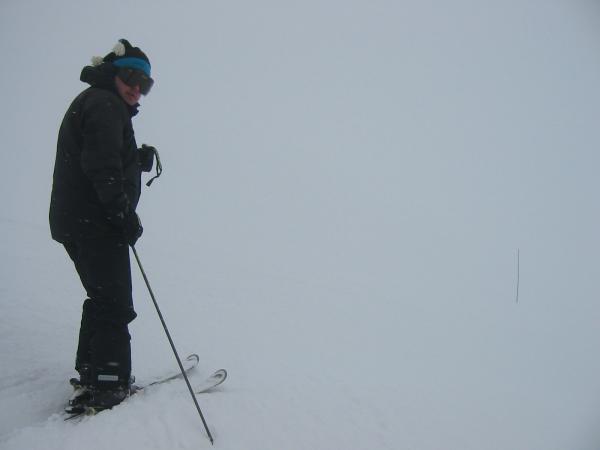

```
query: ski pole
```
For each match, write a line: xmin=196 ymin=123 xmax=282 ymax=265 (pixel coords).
xmin=131 ymin=246 xmax=214 ymax=445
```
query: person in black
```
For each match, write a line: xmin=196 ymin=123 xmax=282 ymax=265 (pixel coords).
xmin=50 ymin=39 xmax=159 ymax=411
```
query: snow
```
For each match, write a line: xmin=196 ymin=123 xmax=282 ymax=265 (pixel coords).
xmin=2 ymin=1 xmax=600 ymax=449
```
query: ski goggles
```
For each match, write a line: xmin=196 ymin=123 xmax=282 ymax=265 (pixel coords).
xmin=117 ymin=67 xmax=154 ymax=96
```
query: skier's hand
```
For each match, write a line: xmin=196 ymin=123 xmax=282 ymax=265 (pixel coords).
xmin=123 ymin=212 xmax=143 ymax=247
xmin=140 ymin=144 xmax=162 ymax=187
xmin=138 ymin=144 xmax=156 ymax=172
xmin=104 ymin=193 xmax=143 ymax=245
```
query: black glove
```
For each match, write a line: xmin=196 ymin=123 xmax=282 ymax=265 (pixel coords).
xmin=138 ymin=144 xmax=156 ymax=172
xmin=123 ymin=211 xmax=143 ymax=246
xmin=139 ymin=144 xmax=162 ymax=186
xmin=105 ymin=193 xmax=143 ymax=246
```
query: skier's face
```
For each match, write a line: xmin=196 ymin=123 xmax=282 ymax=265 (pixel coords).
xmin=115 ymin=75 xmax=142 ymax=106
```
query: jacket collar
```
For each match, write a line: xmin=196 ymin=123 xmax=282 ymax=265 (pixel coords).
xmin=80 ymin=64 xmax=139 ymax=116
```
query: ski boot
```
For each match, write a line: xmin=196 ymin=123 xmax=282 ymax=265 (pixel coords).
xmin=83 ymin=384 xmax=132 ymax=413
xmin=65 ymin=365 xmax=93 ymax=414
xmin=65 ymin=368 xmax=134 ymax=415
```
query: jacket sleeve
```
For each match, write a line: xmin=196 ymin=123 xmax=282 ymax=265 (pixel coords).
xmin=80 ymin=94 xmax=131 ymax=219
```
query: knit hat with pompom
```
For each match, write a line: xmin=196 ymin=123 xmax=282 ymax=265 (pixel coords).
xmin=91 ymin=39 xmax=151 ymax=77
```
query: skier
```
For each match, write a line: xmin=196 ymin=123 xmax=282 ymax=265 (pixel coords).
xmin=49 ymin=39 xmax=158 ymax=412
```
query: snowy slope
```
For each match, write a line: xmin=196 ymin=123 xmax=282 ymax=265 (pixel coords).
xmin=1 ymin=216 xmax=600 ymax=450
xmin=2 ymin=1 xmax=600 ymax=449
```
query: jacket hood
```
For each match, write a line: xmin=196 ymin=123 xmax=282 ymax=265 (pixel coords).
xmin=80 ymin=63 xmax=139 ymax=116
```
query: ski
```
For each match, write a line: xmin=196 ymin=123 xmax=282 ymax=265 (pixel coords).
xmin=194 ymin=369 xmax=227 ymax=394
xmin=136 ymin=353 xmax=200 ymax=391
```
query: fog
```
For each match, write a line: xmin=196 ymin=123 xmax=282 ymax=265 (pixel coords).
xmin=1 ymin=1 xmax=599 ymax=448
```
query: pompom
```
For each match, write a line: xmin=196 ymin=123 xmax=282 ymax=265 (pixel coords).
xmin=91 ymin=55 xmax=104 ymax=66
xmin=112 ymin=41 xmax=126 ymax=56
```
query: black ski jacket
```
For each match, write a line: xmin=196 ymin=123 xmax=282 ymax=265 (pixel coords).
xmin=50 ymin=64 xmax=152 ymax=243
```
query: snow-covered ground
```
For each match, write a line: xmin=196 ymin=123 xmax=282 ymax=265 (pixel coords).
xmin=2 ymin=1 xmax=600 ymax=449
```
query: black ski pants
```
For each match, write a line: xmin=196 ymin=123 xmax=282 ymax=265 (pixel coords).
xmin=64 ymin=237 xmax=137 ymax=388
